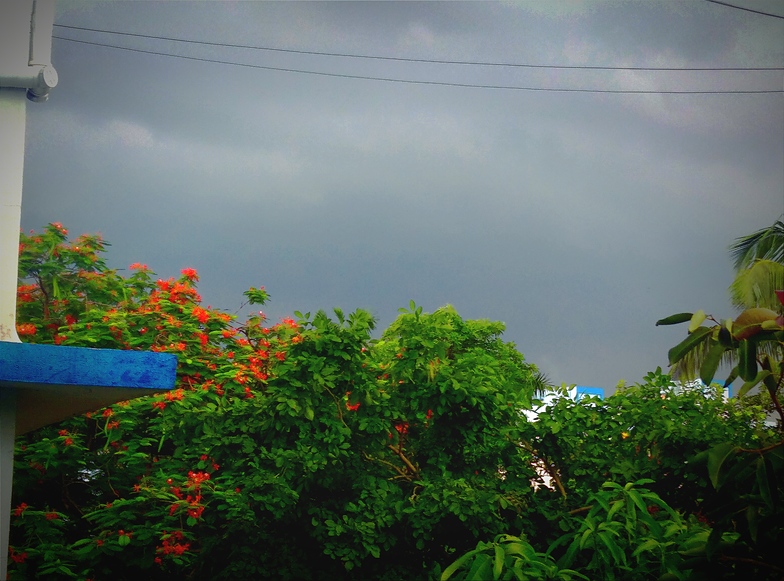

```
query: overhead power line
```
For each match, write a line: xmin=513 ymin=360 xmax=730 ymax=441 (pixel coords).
xmin=704 ymin=0 xmax=784 ymax=19
xmin=52 ymin=35 xmax=784 ymax=95
xmin=53 ymin=23 xmax=784 ymax=72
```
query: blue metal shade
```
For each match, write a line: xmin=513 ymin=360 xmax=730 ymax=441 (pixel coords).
xmin=0 ymin=341 xmax=177 ymax=434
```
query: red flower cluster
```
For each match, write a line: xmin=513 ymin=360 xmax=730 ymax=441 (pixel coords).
xmin=166 ymin=389 xmax=184 ymax=402
xmin=9 ymin=546 xmax=28 ymax=564
xmin=167 ymin=468 xmax=212 ymax=524
xmin=280 ymin=317 xmax=298 ymax=329
xmin=13 ymin=503 xmax=29 ymax=517
xmin=186 ymin=471 xmax=210 ymax=486
xmin=155 ymin=278 xmax=202 ymax=305
xmin=191 ymin=306 xmax=210 ymax=324
xmin=187 ymin=505 xmax=205 ymax=519
xmin=16 ymin=323 xmax=37 ymax=336
xmin=345 ymin=392 xmax=360 ymax=412
xmin=16 ymin=284 xmax=37 ymax=303
xmin=156 ymin=530 xmax=190 ymax=562
xmin=50 ymin=222 xmax=68 ymax=235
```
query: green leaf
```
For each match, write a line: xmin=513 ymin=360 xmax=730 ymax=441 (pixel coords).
xmin=737 ymin=370 xmax=771 ymax=398
xmin=493 ymin=544 xmax=504 ymax=580
xmin=718 ymin=323 xmax=733 ymax=346
xmin=756 ymin=455 xmax=776 ymax=510
xmin=597 ymin=531 xmax=625 ymax=566
xmin=667 ymin=326 xmax=713 ymax=365
xmin=699 ymin=341 xmax=726 ymax=385
xmin=688 ymin=310 xmax=706 ymax=333
xmin=606 ymin=499 xmax=624 ymax=521
xmin=631 ymin=538 xmax=660 ymax=558
xmin=304 ymin=407 xmax=315 ymax=421
xmin=737 ymin=340 xmax=757 ymax=382
xmin=656 ymin=313 xmax=693 ymax=326
xmin=466 ymin=554 xmax=493 ymax=581
xmin=707 ymin=442 xmax=738 ymax=489
xmin=441 ymin=549 xmax=483 ymax=581
xmin=626 ymin=489 xmax=648 ymax=514
xmin=723 ymin=366 xmax=738 ymax=389
xmin=762 ymin=370 xmax=778 ymax=395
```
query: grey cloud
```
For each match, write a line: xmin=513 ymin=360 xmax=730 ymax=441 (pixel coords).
xmin=20 ymin=0 xmax=784 ymax=391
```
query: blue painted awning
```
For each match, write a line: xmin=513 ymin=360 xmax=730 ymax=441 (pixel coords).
xmin=0 ymin=341 xmax=177 ymax=434
xmin=573 ymin=386 xmax=605 ymax=400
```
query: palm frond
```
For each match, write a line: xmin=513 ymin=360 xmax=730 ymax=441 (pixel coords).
xmin=728 ymin=259 xmax=784 ymax=311
xmin=729 ymin=219 xmax=784 ymax=270
xmin=531 ymin=370 xmax=552 ymax=397
xmin=670 ymin=326 xmax=737 ymax=383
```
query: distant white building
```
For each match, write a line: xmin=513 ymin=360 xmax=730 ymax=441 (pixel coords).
xmin=523 ymin=385 xmax=604 ymax=424
xmin=671 ymin=378 xmax=732 ymax=400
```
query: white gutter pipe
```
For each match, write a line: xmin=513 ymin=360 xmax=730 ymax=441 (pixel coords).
xmin=0 ymin=3 xmax=57 ymax=577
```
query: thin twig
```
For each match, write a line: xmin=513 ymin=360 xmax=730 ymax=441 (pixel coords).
xmin=388 ymin=444 xmax=419 ymax=477
xmin=738 ymin=439 xmax=784 ymax=454
xmin=718 ymin=554 xmax=784 ymax=575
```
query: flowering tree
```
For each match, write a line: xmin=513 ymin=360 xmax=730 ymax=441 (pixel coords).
xmin=10 ymin=224 xmax=542 ymax=580
xmin=15 ymin=224 xmax=778 ymax=580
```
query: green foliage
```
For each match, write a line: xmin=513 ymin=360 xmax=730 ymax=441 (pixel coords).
xmin=443 ymin=481 xmax=729 ymax=581
xmin=729 ymin=219 xmax=784 ymax=271
xmin=11 ymin=224 xmax=542 ymax=580
xmin=13 ymin=223 xmax=783 ymax=580
xmin=729 ymin=260 xmax=784 ymax=311
xmin=520 ymin=368 xmax=771 ymax=513
xmin=655 ymin=222 xmax=784 ymax=580
xmin=553 ymin=481 xmax=717 ymax=581
xmin=440 ymin=533 xmax=586 ymax=581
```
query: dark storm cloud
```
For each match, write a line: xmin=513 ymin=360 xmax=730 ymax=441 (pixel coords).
xmin=20 ymin=1 xmax=784 ymax=390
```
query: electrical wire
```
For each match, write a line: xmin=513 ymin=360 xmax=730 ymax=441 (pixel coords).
xmin=53 ymin=23 xmax=784 ymax=71
xmin=51 ymin=35 xmax=784 ymax=95
xmin=704 ymin=0 xmax=784 ymax=19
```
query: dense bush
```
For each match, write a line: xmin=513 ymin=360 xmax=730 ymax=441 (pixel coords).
xmin=11 ymin=224 xmax=541 ymax=580
xmin=10 ymin=224 xmax=781 ymax=580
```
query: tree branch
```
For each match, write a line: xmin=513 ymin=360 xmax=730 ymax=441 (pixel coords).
xmin=388 ymin=444 xmax=419 ymax=478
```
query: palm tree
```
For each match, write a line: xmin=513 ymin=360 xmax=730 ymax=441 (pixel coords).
xmin=661 ymin=218 xmax=784 ymax=385
xmin=729 ymin=259 xmax=784 ymax=311
xmin=729 ymin=219 xmax=784 ymax=270
xmin=728 ymin=218 xmax=784 ymax=311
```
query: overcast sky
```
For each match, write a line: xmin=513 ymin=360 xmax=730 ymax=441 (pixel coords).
xmin=20 ymin=0 xmax=784 ymax=391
